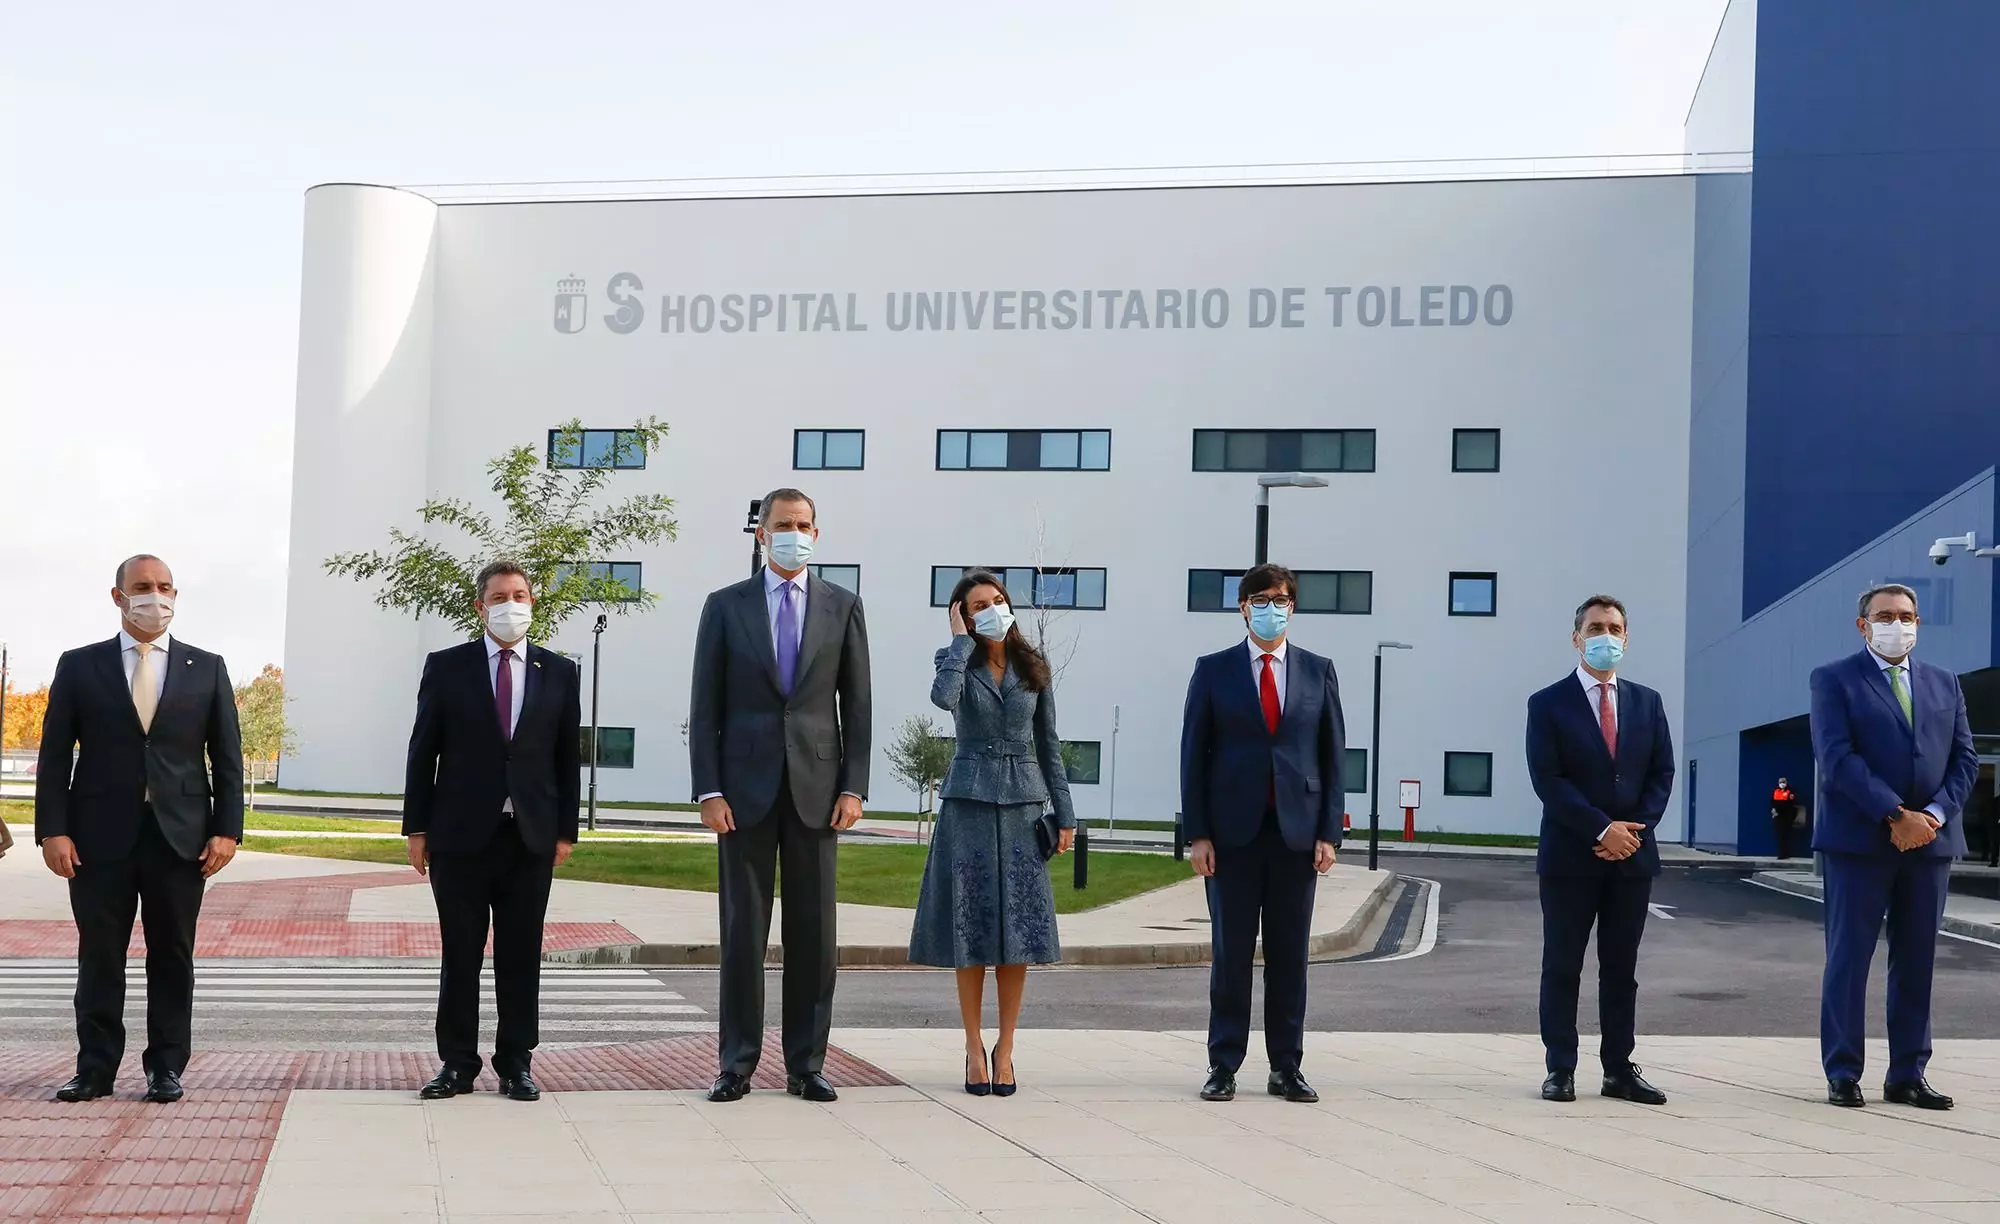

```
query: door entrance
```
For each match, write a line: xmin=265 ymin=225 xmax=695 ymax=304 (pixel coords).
xmin=1972 ymin=758 xmax=2000 ymax=868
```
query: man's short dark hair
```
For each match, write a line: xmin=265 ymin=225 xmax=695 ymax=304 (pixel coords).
xmin=1858 ymin=583 xmax=1918 ymax=618
xmin=476 ymin=559 xmax=532 ymax=601
xmin=1573 ymin=594 xmax=1627 ymax=633
xmin=1239 ymin=563 xmax=1298 ymax=602
xmin=759 ymin=488 xmax=817 ymax=528
xmin=115 ymin=554 xmax=169 ymax=588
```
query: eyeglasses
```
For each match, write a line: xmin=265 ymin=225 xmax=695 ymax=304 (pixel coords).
xmin=1245 ymin=596 xmax=1292 ymax=610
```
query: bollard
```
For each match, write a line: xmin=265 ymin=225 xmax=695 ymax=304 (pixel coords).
xmin=1072 ymin=822 xmax=1089 ymax=889
xmin=1173 ymin=812 xmax=1184 ymax=861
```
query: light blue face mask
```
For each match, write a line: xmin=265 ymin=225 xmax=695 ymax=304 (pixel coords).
xmin=766 ymin=530 xmax=815 ymax=571
xmin=1582 ymin=633 xmax=1625 ymax=671
xmin=973 ymin=604 xmax=1015 ymax=641
xmin=1247 ymin=601 xmax=1290 ymax=642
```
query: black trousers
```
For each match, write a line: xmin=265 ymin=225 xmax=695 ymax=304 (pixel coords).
xmin=1205 ymin=814 xmax=1317 ymax=1075
xmin=69 ymin=808 xmax=205 ymax=1080
xmin=716 ymin=783 xmax=838 ymax=1078
xmin=428 ymin=822 xmax=554 ymax=1078
xmin=1539 ymin=871 xmax=1652 ymax=1074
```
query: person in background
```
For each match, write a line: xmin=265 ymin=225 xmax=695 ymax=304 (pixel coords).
xmin=0 ymin=809 xmax=12 ymax=857
xmin=1771 ymin=777 xmax=1800 ymax=860
xmin=1525 ymin=595 xmax=1675 ymax=1108
xmin=1180 ymin=563 xmax=1344 ymax=1106
xmin=1810 ymin=583 xmax=1976 ymax=1111
xmin=910 ymin=570 xmax=1076 ymax=1097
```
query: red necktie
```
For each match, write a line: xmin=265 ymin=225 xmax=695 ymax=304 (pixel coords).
xmin=1260 ymin=654 xmax=1281 ymax=734
xmin=1597 ymin=681 xmax=1616 ymax=756
xmin=496 ymin=648 xmax=515 ymax=741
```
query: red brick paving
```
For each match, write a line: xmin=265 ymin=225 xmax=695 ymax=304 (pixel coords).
xmin=0 ymin=1037 xmax=898 ymax=1222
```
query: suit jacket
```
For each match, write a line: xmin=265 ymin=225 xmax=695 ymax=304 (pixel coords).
xmin=1525 ymin=672 xmax=1675 ymax=877
xmin=1809 ymin=649 xmax=1975 ymax=859
xmin=688 ymin=572 xmax=872 ymax=827
xmin=1179 ymin=642 xmax=1346 ymax=852
xmin=402 ymin=640 xmax=583 ymax=856
xmin=34 ymin=636 xmax=244 ymax=862
xmin=930 ymin=636 xmax=1076 ymax=828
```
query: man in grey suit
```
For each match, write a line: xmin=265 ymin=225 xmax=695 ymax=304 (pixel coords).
xmin=690 ymin=488 xmax=871 ymax=1103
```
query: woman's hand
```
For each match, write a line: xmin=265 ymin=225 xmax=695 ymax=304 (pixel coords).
xmin=1057 ymin=827 xmax=1076 ymax=855
xmin=948 ymin=600 xmax=968 ymax=637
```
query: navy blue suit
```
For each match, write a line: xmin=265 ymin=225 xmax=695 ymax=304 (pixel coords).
xmin=1181 ymin=640 xmax=1345 ymax=1074
xmin=1809 ymin=649 xmax=1976 ymax=1085
xmin=1525 ymin=670 xmax=1674 ymax=1074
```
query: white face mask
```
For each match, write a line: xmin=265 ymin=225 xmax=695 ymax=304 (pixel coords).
xmin=121 ymin=591 xmax=174 ymax=635
xmin=485 ymin=600 xmax=533 ymax=644
xmin=1869 ymin=620 xmax=1916 ymax=660
xmin=973 ymin=604 xmax=1016 ymax=642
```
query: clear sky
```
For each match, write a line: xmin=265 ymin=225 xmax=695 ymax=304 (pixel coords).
xmin=0 ymin=0 xmax=1728 ymax=689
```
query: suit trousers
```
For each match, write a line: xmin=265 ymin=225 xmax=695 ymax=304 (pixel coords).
xmin=1205 ymin=813 xmax=1317 ymax=1075
xmin=1820 ymin=851 xmax=1950 ymax=1084
xmin=1539 ymin=871 xmax=1652 ymax=1074
xmin=428 ymin=822 xmax=554 ymax=1078
xmin=68 ymin=807 xmax=205 ymax=1079
xmin=716 ymin=780 xmax=839 ymax=1078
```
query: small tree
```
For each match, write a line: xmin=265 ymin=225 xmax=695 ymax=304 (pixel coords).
xmin=234 ymin=664 xmax=297 ymax=810
xmin=325 ymin=418 xmax=678 ymax=642
xmin=886 ymin=714 xmax=955 ymax=818
xmin=1026 ymin=507 xmax=1082 ymax=694
xmin=2 ymin=685 xmax=49 ymax=750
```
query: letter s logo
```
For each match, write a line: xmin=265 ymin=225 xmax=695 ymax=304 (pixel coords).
xmin=605 ymin=272 xmax=645 ymax=334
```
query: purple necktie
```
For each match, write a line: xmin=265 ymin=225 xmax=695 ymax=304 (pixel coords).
xmin=495 ymin=648 xmax=515 ymax=740
xmin=775 ymin=582 xmax=799 ymax=694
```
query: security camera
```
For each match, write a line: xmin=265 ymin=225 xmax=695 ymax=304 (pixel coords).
xmin=1932 ymin=546 xmax=1951 ymax=566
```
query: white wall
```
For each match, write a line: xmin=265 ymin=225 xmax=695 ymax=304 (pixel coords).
xmin=286 ymin=176 xmax=1695 ymax=834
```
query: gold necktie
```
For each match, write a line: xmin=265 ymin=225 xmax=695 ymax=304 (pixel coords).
xmin=132 ymin=642 xmax=159 ymax=732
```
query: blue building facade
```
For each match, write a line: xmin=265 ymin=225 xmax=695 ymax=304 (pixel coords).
xmin=1683 ymin=0 xmax=2000 ymax=853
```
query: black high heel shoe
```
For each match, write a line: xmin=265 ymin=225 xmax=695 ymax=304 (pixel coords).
xmin=992 ymin=1048 xmax=1017 ymax=1098
xmin=964 ymin=1047 xmax=991 ymax=1097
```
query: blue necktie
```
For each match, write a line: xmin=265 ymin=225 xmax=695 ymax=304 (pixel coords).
xmin=776 ymin=581 xmax=799 ymax=694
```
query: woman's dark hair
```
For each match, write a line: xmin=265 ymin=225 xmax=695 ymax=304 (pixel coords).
xmin=948 ymin=569 xmax=1051 ymax=692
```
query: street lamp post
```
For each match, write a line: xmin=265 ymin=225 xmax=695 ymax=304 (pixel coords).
xmin=745 ymin=498 xmax=765 ymax=577
xmin=0 ymin=642 xmax=10 ymax=776
xmin=1368 ymin=641 xmax=1415 ymax=872
xmin=1253 ymin=473 xmax=1329 ymax=565
xmin=587 ymin=614 xmax=607 ymax=833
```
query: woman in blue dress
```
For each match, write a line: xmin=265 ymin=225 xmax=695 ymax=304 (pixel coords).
xmin=909 ymin=569 xmax=1076 ymax=1097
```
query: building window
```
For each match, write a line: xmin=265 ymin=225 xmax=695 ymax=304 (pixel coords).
xmin=1448 ymin=572 xmax=1497 ymax=616
xmin=1343 ymin=747 xmax=1368 ymax=794
xmin=581 ymin=727 xmax=636 ymax=769
xmin=1443 ymin=751 xmax=1493 ymax=797
xmin=1063 ymin=741 xmax=1102 ymax=785
xmin=554 ymin=561 xmax=643 ymax=603
xmin=809 ymin=564 xmax=860 ymax=594
xmin=548 ymin=428 xmax=648 ymax=470
xmin=929 ymin=566 xmax=1107 ymax=610
xmin=794 ymin=429 xmax=865 ymax=470
xmin=1192 ymin=429 xmax=1376 ymax=473
xmin=937 ymin=430 xmax=1111 ymax=471
xmin=1452 ymin=428 xmax=1500 ymax=473
xmin=1187 ymin=569 xmax=1372 ymax=614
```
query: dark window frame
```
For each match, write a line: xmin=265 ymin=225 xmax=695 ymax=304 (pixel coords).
xmin=1191 ymin=428 xmax=1377 ymax=473
xmin=1451 ymin=428 xmax=1501 ymax=473
xmin=554 ymin=560 xmax=643 ymax=604
xmin=581 ymin=726 xmax=637 ymax=769
xmin=935 ymin=429 xmax=1113 ymax=472
xmin=1343 ymin=747 xmax=1368 ymax=795
xmin=1443 ymin=751 xmax=1494 ymax=797
xmin=1063 ymin=740 xmax=1103 ymax=785
xmin=547 ymin=427 xmax=648 ymax=470
xmin=1448 ymin=572 xmax=1498 ymax=618
xmin=793 ymin=428 xmax=866 ymax=471
xmin=808 ymin=563 xmax=862 ymax=595
xmin=929 ymin=565 xmax=1108 ymax=610
xmin=1186 ymin=568 xmax=1373 ymax=615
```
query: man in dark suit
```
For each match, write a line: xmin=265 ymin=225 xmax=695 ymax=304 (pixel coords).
xmin=1810 ymin=582 xmax=1976 ymax=1111
xmin=403 ymin=560 xmax=582 ymax=1102
xmin=1180 ymin=563 xmax=1344 ymax=1105
xmin=689 ymin=488 xmax=871 ymax=1104
xmin=35 ymin=554 xmax=244 ymax=1104
xmin=1525 ymin=594 xmax=1674 ymax=1107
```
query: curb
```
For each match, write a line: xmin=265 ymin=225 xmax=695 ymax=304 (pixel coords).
xmin=545 ymin=869 xmax=1402 ymax=968
xmin=1752 ymin=871 xmax=2000 ymax=942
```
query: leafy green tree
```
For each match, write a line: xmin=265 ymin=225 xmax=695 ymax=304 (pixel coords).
xmin=325 ymin=418 xmax=678 ymax=642
xmin=234 ymin=664 xmax=297 ymax=810
xmin=886 ymin=714 xmax=956 ymax=814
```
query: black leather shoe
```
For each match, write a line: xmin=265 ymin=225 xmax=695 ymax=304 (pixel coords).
xmin=420 ymin=1069 xmax=476 ymax=1100
xmin=1541 ymin=1070 xmax=1576 ymax=1102
xmin=143 ymin=1070 xmax=184 ymax=1104
xmin=1199 ymin=1066 xmax=1236 ymax=1102
xmin=1602 ymin=1065 xmax=1667 ymax=1106
xmin=1884 ymin=1078 xmax=1953 ymax=1111
xmin=1267 ymin=1068 xmax=1319 ymax=1103
xmin=497 ymin=1072 xmax=541 ymax=1102
xmin=55 ymin=1074 xmax=114 ymax=1103
xmin=786 ymin=1072 xmax=838 ymax=1103
xmin=706 ymin=1072 xmax=752 ymax=1103
xmin=1827 ymin=1077 xmax=1865 ymax=1107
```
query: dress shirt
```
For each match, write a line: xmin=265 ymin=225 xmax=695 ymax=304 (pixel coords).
xmin=1247 ymin=637 xmax=1288 ymax=713
xmin=486 ymin=634 xmax=527 ymax=814
xmin=1873 ymin=650 xmax=1947 ymax=826
xmin=1576 ymin=665 xmax=1619 ymax=843
xmin=120 ymin=629 xmax=171 ymax=705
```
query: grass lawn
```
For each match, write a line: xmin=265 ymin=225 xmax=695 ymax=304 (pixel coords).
xmin=240 ymin=810 xmax=673 ymax=840
xmin=239 ymin=835 xmax=1190 ymax=913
